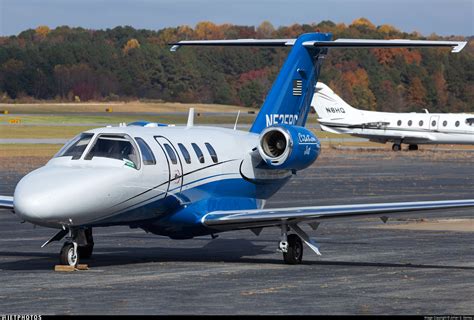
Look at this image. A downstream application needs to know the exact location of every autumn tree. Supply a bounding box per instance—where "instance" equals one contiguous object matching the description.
[35,25,50,39]
[123,38,140,54]
[256,21,275,38]
[407,77,427,109]
[350,18,376,30]
[195,21,224,39]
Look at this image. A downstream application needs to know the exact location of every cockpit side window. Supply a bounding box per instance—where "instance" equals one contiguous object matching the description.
[135,137,156,165]
[466,118,474,126]
[55,133,94,160]
[84,134,139,169]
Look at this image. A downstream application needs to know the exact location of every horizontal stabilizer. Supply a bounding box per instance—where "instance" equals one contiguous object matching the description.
[303,39,467,53]
[171,37,467,53]
[170,39,295,51]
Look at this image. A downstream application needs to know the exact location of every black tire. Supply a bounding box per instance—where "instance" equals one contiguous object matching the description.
[408,144,418,151]
[78,244,94,259]
[392,144,401,152]
[283,234,303,265]
[59,242,79,266]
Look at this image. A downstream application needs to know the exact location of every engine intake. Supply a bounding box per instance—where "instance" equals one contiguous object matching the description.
[257,125,320,171]
[261,129,287,158]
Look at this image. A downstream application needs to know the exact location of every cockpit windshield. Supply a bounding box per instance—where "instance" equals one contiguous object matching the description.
[84,134,139,169]
[54,133,94,160]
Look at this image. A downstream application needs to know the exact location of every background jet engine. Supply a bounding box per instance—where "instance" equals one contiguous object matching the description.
[257,125,320,171]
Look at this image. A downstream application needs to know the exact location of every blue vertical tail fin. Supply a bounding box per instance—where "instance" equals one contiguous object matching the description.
[249,33,332,133]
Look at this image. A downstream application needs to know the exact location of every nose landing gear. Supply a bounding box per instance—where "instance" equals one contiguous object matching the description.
[60,242,78,267]
[58,228,94,267]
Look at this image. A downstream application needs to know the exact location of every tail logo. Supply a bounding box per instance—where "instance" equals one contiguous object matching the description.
[298,133,318,144]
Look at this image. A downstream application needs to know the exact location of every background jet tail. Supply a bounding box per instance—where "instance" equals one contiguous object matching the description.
[311,82,360,120]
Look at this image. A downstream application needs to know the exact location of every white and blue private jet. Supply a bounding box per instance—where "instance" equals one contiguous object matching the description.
[312,82,474,151]
[0,33,472,267]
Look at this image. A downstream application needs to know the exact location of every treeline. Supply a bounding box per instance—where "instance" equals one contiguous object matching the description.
[0,19,472,112]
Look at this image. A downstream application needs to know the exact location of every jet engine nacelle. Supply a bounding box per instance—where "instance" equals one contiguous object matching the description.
[257,125,321,171]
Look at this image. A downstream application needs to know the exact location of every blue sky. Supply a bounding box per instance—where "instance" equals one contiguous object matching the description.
[1,0,473,36]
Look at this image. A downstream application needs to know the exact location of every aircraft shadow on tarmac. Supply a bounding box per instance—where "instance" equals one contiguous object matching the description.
[0,238,473,271]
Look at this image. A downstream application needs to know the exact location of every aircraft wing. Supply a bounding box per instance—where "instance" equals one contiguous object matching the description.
[0,196,14,209]
[202,199,474,231]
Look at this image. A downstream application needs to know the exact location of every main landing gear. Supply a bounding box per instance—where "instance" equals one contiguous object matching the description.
[59,228,94,267]
[277,223,320,265]
[283,234,303,264]
[392,143,419,151]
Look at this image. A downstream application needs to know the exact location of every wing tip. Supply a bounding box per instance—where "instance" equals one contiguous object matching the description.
[0,196,14,209]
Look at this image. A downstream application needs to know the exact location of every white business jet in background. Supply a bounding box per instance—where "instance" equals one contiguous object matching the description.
[312,82,474,151]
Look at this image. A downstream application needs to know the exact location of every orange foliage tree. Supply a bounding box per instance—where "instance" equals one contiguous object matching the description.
[407,77,427,108]
[123,39,140,54]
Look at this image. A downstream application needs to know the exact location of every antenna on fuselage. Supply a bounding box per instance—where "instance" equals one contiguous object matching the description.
[187,108,194,128]
[233,110,241,130]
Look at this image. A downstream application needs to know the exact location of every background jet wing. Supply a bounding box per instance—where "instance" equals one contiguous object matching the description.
[0,196,14,209]
[356,133,432,143]
[202,199,474,231]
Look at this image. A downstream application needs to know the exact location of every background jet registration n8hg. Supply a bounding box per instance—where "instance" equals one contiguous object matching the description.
[0,34,472,267]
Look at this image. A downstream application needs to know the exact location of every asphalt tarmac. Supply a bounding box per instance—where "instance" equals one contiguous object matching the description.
[0,149,473,315]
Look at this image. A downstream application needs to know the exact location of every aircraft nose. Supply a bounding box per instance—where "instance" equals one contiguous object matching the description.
[14,166,128,227]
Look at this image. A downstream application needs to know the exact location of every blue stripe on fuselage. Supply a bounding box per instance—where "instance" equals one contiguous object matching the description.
[89,173,288,235]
